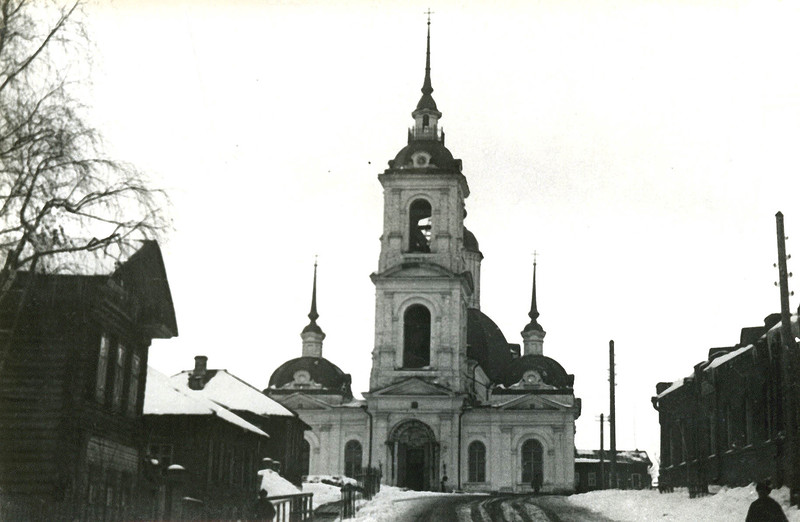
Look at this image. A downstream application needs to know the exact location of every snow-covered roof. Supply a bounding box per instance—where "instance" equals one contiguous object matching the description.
[170,370,295,417]
[144,367,269,437]
[656,377,688,399]
[706,344,752,370]
[575,449,651,465]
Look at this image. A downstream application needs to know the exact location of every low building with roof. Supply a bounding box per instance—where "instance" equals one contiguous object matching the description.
[574,449,652,493]
[264,19,581,494]
[652,312,795,493]
[143,367,268,520]
[169,356,310,486]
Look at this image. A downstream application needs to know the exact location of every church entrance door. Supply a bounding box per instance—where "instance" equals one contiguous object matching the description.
[389,420,438,491]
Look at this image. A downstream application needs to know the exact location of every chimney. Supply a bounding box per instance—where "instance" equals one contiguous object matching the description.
[188,355,208,390]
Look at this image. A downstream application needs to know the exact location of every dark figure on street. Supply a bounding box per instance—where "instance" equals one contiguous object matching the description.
[256,488,276,521]
[746,481,787,522]
[440,475,448,492]
[531,471,543,495]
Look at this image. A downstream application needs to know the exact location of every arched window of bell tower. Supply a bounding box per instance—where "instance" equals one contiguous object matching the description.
[422,114,429,127]
[403,304,431,368]
[409,199,432,253]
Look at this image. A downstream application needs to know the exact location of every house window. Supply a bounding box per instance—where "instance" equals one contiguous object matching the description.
[409,199,432,253]
[403,305,431,368]
[301,440,310,477]
[112,344,127,410]
[588,472,596,487]
[96,335,110,403]
[148,443,174,467]
[127,354,141,417]
[521,439,543,484]
[468,441,486,482]
[745,399,754,445]
[344,440,362,478]
[631,473,642,489]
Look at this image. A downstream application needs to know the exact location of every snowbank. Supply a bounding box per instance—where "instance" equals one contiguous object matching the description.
[568,485,800,521]
[258,469,300,497]
[302,481,341,509]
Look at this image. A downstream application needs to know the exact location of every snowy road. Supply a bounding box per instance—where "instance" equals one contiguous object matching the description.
[392,494,618,522]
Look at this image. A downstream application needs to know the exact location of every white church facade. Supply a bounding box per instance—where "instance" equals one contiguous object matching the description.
[265,20,581,494]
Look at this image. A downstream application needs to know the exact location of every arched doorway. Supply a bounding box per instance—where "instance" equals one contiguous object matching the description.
[388,420,438,491]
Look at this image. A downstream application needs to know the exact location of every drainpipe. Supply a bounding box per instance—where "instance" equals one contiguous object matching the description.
[361,405,373,469]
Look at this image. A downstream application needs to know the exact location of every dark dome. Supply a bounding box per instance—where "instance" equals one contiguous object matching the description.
[268,357,353,398]
[467,309,514,383]
[390,140,460,171]
[463,227,480,253]
[498,354,573,389]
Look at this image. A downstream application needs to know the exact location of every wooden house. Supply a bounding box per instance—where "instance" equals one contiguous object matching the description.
[170,356,311,486]
[142,367,269,520]
[0,241,178,521]
[574,449,652,493]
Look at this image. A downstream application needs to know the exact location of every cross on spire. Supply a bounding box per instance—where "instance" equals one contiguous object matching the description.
[424,8,434,24]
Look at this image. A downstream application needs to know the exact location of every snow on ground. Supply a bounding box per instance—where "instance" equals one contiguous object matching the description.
[568,485,800,521]
[350,486,463,521]
[345,484,800,521]
[258,469,300,497]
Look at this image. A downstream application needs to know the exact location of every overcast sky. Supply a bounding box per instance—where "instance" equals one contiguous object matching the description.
[83,0,800,466]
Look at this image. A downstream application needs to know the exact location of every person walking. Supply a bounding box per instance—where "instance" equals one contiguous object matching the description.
[745,481,787,522]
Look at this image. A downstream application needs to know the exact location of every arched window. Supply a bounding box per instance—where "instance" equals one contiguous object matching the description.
[403,305,431,368]
[301,439,310,477]
[521,439,543,485]
[344,440,362,478]
[468,441,486,483]
[409,199,432,253]
[422,114,429,127]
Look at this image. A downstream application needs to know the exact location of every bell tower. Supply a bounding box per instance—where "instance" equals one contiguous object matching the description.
[369,16,473,392]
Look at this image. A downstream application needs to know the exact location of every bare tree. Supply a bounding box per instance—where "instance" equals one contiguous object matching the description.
[0,0,168,303]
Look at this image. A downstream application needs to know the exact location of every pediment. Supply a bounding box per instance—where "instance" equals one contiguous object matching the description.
[278,393,334,411]
[370,378,454,397]
[495,394,574,411]
[373,261,456,280]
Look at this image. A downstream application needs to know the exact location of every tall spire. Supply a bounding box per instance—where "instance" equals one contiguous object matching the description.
[521,254,546,356]
[416,9,438,112]
[524,256,544,333]
[308,259,319,325]
[301,259,325,357]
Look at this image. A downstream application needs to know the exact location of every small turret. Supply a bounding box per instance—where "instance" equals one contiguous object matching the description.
[521,257,546,355]
[301,261,325,357]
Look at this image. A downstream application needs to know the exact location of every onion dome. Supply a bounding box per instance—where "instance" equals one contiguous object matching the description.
[467,309,514,383]
[268,357,353,399]
[463,227,480,253]
[498,354,574,389]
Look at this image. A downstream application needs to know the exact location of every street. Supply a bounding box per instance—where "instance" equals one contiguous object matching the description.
[393,494,620,522]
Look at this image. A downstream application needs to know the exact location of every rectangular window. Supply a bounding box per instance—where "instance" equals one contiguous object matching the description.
[112,344,127,410]
[588,472,596,487]
[127,354,141,417]
[632,473,641,489]
[148,443,174,467]
[96,335,110,403]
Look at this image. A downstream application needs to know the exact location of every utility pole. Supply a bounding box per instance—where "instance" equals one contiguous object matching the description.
[599,413,605,489]
[775,211,800,506]
[609,340,617,489]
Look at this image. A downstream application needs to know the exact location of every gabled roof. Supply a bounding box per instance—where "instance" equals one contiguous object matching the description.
[366,377,455,397]
[144,367,268,437]
[170,370,295,418]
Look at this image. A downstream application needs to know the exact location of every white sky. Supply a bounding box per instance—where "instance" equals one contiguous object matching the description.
[82,0,800,465]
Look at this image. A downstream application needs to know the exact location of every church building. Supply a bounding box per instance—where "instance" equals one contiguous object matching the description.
[265,20,581,494]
